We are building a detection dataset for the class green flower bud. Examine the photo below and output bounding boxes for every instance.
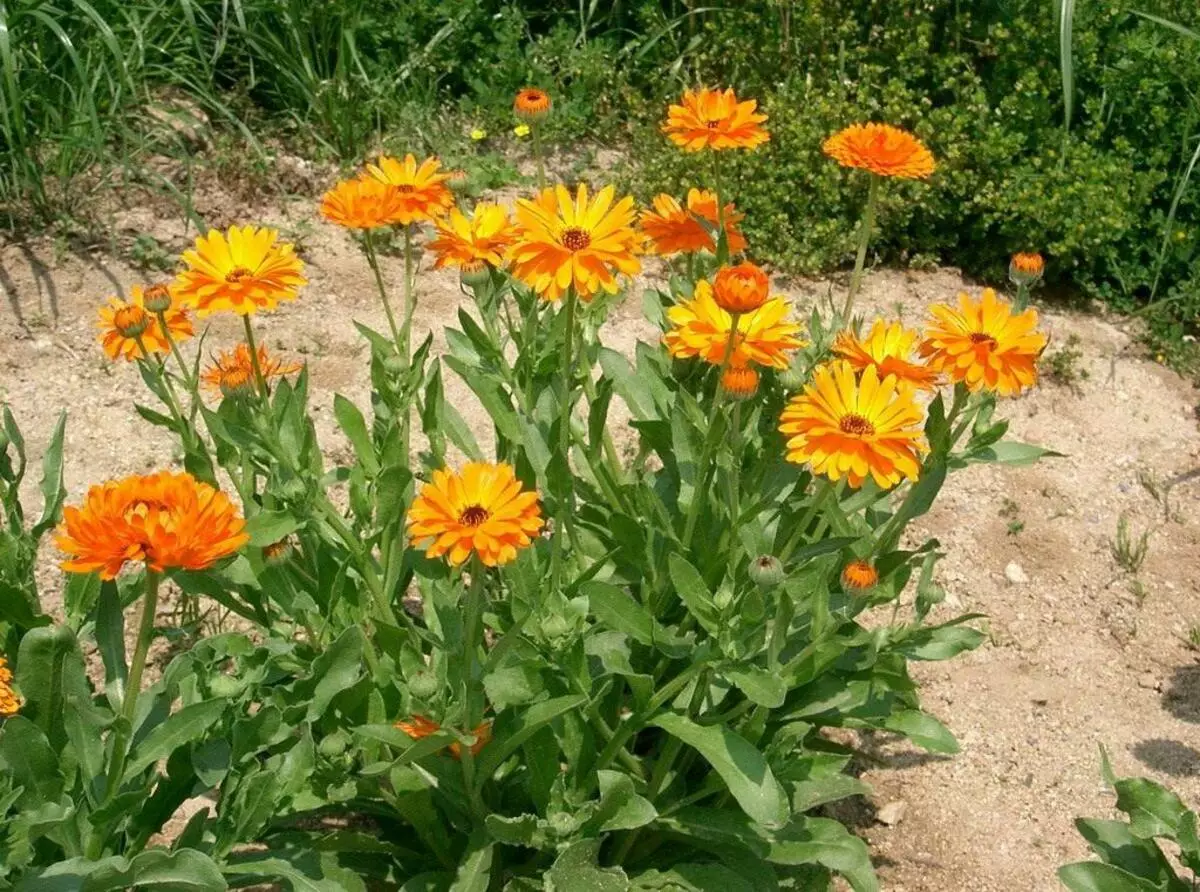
[749,554,785,588]
[407,670,439,700]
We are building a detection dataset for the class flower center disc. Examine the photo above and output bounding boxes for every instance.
[561,227,591,251]
[704,120,721,129]
[225,266,254,283]
[395,184,415,193]
[968,332,997,348]
[459,505,490,527]
[839,413,876,437]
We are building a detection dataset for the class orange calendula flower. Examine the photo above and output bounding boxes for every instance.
[395,715,492,760]
[508,184,641,303]
[174,225,307,317]
[407,462,543,567]
[823,123,935,179]
[639,189,747,256]
[429,202,519,274]
[721,365,760,400]
[664,280,804,370]
[201,343,302,398]
[1009,252,1045,286]
[841,560,879,591]
[56,471,249,580]
[833,320,940,391]
[97,285,194,362]
[514,88,551,120]
[663,87,769,152]
[713,262,770,314]
[320,176,409,229]
[365,154,455,225]
[779,361,927,489]
[0,655,21,718]
[918,288,1048,396]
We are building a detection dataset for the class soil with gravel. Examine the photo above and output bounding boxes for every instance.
[2,174,1198,891]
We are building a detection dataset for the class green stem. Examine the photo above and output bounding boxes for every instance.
[402,226,415,366]
[843,173,881,320]
[780,478,838,564]
[531,122,546,190]
[1013,282,1030,312]
[241,315,269,398]
[88,570,160,859]
[460,559,487,820]
[155,311,197,395]
[549,288,579,592]
[363,228,403,349]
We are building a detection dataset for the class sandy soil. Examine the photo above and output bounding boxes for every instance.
[1,179,1198,890]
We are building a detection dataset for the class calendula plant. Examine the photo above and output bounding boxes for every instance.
[0,85,1055,890]
[1060,750,1200,891]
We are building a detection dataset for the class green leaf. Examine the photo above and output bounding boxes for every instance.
[95,581,127,705]
[1057,862,1163,892]
[722,665,787,708]
[482,665,544,711]
[334,393,380,476]
[631,864,758,892]
[599,348,658,421]
[306,626,364,722]
[484,813,540,847]
[31,412,66,537]
[1113,776,1191,839]
[882,710,959,754]
[125,700,227,777]
[769,816,878,892]
[16,624,91,752]
[895,619,985,661]
[594,770,657,832]
[1074,819,1184,889]
[0,716,63,807]
[971,441,1062,466]
[546,839,629,892]
[474,694,587,781]
[667,554,720,634]
[653,713,789,828]
[244,510,300,548]
[583,581,654,644]
[449,834,493,892]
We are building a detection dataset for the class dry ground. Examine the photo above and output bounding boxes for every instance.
[1,178,1198,891]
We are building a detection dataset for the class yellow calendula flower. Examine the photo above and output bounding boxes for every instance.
[833,319,939,391]
[514,124,531,138]
[173,226,307,317]
[779,361,927,489]
[429,202,519,274]
[470,128,487,141]
[663,280,804,370]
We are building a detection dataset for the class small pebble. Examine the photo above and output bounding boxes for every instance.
[1005,562,1029,585]
[877,800,908,827]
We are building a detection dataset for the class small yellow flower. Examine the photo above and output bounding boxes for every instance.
[514,124,531,138]
[470,128,487,141]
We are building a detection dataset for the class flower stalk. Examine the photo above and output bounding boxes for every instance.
[844,173,881,320]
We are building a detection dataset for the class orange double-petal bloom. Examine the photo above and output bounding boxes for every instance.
[0,656,20,718]
[833,319,940,391]
[201,343,303,398]
[364,154,455,225]
[508,184,641,303]
[713,262,770,314]
[173,225,307,317]
[639,188,747,256]
[56,471,249,580]
[429,202,520,274]
[823,123,935,179]
[918,289,1047,396]
[779,361,927,489]
[663,87,769,152]
[663,280,804,370]
[407,462,543,567]
[320,176,410,229]
[97,285,194,362]
[395,715,492,760]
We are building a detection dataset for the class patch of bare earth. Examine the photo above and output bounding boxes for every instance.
[2,188,1198,890]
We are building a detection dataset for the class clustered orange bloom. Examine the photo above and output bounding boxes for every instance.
[365,154,456,226]
[0,656,20,718]
[395,714,492,760]
[407,462,543,567]
[663,87,769,152]
[56,471,248,580]
[429,202,519,276]
[823,123,935,179]
[320,176,412,230]
[201,343,303,398]
[712,262,770,314]
[97,285,194,362]
[639,189,747,256]
[919,288,1047,396]
[508,184,641,302]
[173,225,307,316]
[841,560,879,591]
[833,320,940,391]
[664,280,804,370]
[514,88,551,120]
[779,361,928,489]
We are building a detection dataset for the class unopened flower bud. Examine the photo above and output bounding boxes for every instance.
[262,538,294,566]
[383,354,408,377]
[778,359,807,391]
[218,367,257,400]
[713,262,770,314]
[840,559,879,593]
[749,554,785,588]
[408,670,439,699]
[1008,252,1045,288]
[142,283,173,313]
[720,365,759,401]
[113,305,151,339]
[460,260,493,289]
